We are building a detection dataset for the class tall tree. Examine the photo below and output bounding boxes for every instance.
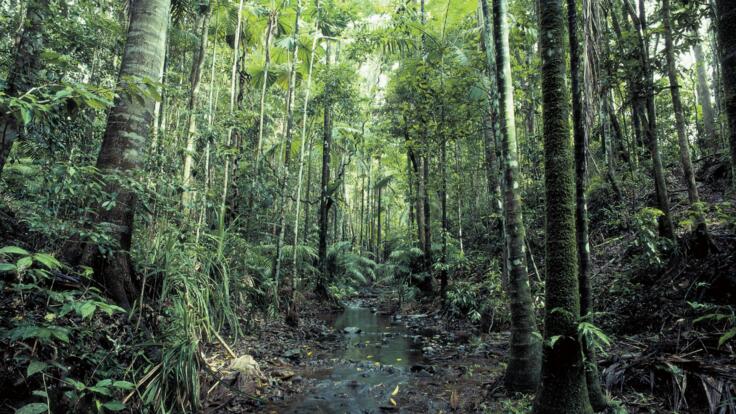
[80,0,170,308]
[568,0,608,409]
[662,0,709,243]
[715,0,736,187]
[533,0,592,412]
[692,42,719,156]
[489,0,542,393]
[273,1,302,298]
[627,0,676,238]
[181,3,212,214]
[0,0,49,176]
[317,40,333,298]
[420,0,433,277]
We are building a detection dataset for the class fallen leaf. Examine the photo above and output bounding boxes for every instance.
[450,389,459,410]
[391,384,399,396]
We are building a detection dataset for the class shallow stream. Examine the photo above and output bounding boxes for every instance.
[283,303,425,413]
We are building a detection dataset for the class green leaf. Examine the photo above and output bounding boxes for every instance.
[102,401,126,411]
[16,403,48,414]
[20,107,32,125]
[65,378,86,391]
[32,253,61,270]
[547,335,563,348]
[94,379,113,388]
[719,328,736,347]
[16,256,33,270]
[111,380,135,390]
[49,326,70,343]
[0,263,17,272]
[0,246,30,255]
[27,360,49,377]
[78,302,96,319]
[87,385,111,396]
[31,390,48,398]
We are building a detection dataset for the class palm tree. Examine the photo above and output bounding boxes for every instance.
[533,0,592,412]
[486,0,542,393]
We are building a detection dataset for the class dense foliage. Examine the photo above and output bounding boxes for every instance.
[1,0,734,412]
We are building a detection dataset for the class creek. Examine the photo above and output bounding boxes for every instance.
[283,303,425,413]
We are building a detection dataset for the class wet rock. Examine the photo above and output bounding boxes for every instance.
[343,326,362,334]
[271,368,296,380]
[283,348,301,360]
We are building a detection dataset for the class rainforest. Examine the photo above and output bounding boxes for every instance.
[0,0,735,412]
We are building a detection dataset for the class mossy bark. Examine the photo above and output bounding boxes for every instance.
[715,0,736,187]
[533,0,592,412]
[567,0,608,410]
[490,0,542,393]
[317,41,333,298]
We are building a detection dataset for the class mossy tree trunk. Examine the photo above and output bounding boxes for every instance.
[533,0,592,412]
[489,0,542,393]
[317,41,333,298]
[83,0,170,309]
[568,0,608,410]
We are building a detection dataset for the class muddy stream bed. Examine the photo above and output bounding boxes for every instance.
[249,295,508,413]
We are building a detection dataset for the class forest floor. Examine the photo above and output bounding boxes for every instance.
[205,288,522,413]
[200,283,736,414]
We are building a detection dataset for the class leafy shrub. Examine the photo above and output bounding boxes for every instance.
[0,246,133,413]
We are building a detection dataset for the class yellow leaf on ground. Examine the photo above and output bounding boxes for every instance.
[391,384,400,396]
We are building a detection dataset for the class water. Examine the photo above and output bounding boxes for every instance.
[284,304,425,413]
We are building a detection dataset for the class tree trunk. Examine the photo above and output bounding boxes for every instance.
[81,0,170,309]
[254,12,276,175]
[0,0,48,176]
[377,157,383,262]
[693,43,719,156]
[317,41,333,298]
[663,0,709,243]
[421,149,432,273]
[533,0,592,412]
[715,0,736,187]
[440,122,448,300]
[568,0,608,409]
[628,0,676,239]
[181,4,212,215]
[273,2,302,298]
[249,12,276,221]
[292,23,320,301]
[218,0,244,237]
[489,0,542,394]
